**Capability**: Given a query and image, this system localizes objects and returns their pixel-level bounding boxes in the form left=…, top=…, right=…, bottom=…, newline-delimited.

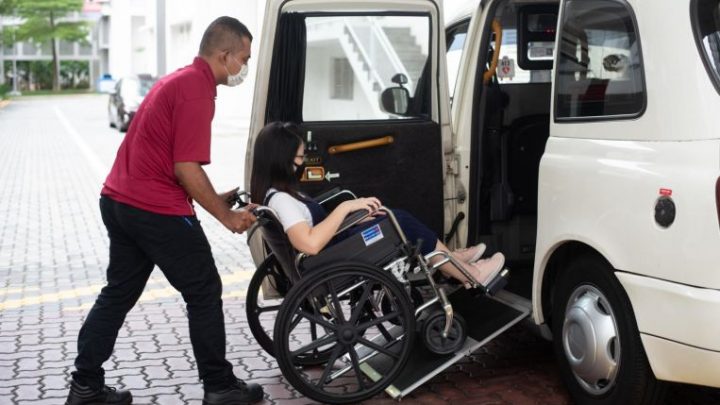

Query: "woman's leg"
left=386, top=209, right=504, bottom=286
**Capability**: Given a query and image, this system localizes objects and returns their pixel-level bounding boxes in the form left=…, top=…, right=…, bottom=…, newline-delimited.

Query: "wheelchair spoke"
left=349, top=282, right=372, bottom=324
left=290, top=335, right=337, bottom=359
left=327, top=279, right=347, bottom=323
left=377, top=322, right=394, bottom=342
left=316, top=344, right=345, bottom=389
left=298, top=310, right=337, bottom=331
left=347, top=345, right=367, bottom=391
left=357, top=337, right=400, bottom=359
left=357, top=311, right=400, bottom=330
left=288, top=312, right=303, bottom=335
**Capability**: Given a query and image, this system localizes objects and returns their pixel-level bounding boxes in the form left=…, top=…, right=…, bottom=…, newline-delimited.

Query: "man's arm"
left=174, top=161, right=254, bottom=233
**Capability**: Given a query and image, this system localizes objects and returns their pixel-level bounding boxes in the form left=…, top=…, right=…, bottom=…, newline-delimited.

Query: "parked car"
left=108, top=74, right=156, bottom=132
left=245, top=0, right=720, bottom=403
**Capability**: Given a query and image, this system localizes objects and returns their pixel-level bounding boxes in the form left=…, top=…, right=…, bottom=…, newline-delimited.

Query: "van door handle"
left=328, top=136, right=394, bottom=155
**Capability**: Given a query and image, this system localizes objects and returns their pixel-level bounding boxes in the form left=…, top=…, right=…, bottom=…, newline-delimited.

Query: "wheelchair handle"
left=229, top=190, right=251, bottom=209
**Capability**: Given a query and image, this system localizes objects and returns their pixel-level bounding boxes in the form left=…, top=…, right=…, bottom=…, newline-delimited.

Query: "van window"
left=497, top=29, right=552, bottom=84
left=693, top=0, right=720, bottom=93
left=446, top=20, right=469, bottom=104
left=554, top=0, right=645, bottom=119
left=302, top=15, right=430, bottom=121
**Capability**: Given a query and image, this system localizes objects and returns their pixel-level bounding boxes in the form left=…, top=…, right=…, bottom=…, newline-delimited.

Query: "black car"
left=108, top=74, right=156, bottom=132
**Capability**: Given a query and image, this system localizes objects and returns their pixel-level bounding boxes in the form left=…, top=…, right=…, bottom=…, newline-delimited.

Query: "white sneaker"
left=453, top=243, right=487, bottom=264
left=470, top=252, right=505, bottom=287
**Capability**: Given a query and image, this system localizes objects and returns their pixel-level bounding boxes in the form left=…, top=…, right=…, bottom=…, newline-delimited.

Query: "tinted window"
left=555, top=0, right=645, bottom=119
left=693, top=0, right=720, bottom=93
left=302, top=15, right=430, bottom=121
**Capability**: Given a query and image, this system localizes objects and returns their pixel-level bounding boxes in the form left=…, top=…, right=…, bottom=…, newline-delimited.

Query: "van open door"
left=245, top=0, right=454, bottom=240
left=244, top=0, right=531, bottom=401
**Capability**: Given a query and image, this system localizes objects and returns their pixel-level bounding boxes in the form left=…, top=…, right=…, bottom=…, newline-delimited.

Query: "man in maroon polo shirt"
left=66, top=17, right=263, bottom=405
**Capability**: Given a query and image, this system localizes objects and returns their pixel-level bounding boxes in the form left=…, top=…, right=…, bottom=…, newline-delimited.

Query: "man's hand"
left=222, top=209, right=256, bottom=234
left=175, top=162, right=255, bottom=234
left=219, top=187, right=240, bottom=207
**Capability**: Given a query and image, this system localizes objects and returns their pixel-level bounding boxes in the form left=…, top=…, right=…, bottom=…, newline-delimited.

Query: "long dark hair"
left=250, top=121, right=304, bottom=205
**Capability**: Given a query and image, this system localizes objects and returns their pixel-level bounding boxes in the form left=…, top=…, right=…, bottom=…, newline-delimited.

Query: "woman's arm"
left=286, top=197, right=381, bottom=255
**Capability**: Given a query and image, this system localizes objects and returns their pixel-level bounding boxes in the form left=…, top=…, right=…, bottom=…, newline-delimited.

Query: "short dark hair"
left=198, top=16, right=253, bottom=56
left=250, top=122, right=304, bottom=205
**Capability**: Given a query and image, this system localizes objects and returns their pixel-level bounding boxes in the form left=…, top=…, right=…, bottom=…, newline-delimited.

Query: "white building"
left=97, top=0, right=266, bottom=131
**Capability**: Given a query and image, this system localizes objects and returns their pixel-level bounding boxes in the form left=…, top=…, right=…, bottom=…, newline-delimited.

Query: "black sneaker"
left=203, top=378, right=264, bottom=405
left=65, top=380, right=132, bottom=405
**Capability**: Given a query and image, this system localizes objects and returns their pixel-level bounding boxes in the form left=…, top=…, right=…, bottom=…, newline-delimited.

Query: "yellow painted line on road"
left=1, top=270, right=253, bottom=311
left=0, top=286, right=40, bottom=297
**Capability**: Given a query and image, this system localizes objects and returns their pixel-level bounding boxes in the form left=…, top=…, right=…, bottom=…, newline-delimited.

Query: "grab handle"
left=328, top=136, right=394, bottom=155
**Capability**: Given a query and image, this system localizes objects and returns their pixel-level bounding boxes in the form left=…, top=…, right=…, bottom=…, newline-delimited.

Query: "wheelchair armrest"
left=315, top=188, right=358, bottom=206
left=337, top=209, right=371, bottom=234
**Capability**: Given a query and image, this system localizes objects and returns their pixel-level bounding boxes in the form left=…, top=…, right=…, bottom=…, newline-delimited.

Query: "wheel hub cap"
left=562, top=285, right=620, bottom=395
left=337, top=326, right=357, bottom=344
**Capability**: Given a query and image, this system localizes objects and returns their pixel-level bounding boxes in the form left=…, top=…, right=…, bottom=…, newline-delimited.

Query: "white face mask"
left=225, top=57, right=248, bottom=87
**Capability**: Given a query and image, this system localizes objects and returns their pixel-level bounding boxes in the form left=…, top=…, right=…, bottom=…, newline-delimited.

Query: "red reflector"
left=716, top=178, right=720, bottom=229
left=659, top=188, right=672, bottom=196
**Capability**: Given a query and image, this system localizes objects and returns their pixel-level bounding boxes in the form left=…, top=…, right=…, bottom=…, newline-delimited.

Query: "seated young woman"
left=249, top=122, right=505, bottom=288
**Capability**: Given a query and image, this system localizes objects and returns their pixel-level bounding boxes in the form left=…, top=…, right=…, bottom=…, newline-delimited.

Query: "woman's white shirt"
left=266, top=188, right=313, bottom=231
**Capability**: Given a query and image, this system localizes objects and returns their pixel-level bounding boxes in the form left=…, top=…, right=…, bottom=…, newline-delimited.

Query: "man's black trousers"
left=72, top=196, right=235, bottom=390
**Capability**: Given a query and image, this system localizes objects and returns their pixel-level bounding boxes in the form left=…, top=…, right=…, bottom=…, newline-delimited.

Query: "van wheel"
left=551, top=256, right=666, bottom=404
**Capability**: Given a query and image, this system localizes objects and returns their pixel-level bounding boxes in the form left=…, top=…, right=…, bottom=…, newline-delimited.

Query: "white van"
left=245, top=0, right=720, bottom=403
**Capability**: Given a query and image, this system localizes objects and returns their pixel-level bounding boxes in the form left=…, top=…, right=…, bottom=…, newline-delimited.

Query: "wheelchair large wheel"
left=274, top=262, right=415, bottom=404
left=246, top=254, right=333, bottom=365
left=246, top=254, right=287, bottom=357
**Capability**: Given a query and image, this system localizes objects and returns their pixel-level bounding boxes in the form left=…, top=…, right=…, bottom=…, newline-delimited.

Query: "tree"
left=11, top=0, right=88, bottom=91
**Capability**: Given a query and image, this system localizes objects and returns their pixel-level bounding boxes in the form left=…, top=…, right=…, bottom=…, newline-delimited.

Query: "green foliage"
left=60, top=60, right=89, bottom=89
left=14, top=0, right=88, bottom=43
left=0, top=83, right=9, bottom=99
left=0, top=0, right=17, bottom=15
left=7, top=0, right=88, bottom=91
left=1, top=60, right=89, bottom=91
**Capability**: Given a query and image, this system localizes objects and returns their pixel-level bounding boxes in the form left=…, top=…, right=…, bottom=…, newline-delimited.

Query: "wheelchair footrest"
left=484, top=268, right=510, bottom=296
left=360, top=289, right=530, bottom=401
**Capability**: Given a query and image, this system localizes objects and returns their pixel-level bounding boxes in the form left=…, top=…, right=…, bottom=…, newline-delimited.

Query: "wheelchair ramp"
left=360, top=289, right=531, bottom=400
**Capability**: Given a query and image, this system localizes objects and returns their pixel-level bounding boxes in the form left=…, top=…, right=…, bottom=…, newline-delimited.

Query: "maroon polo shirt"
left=102, top=57, right=217, bottom=216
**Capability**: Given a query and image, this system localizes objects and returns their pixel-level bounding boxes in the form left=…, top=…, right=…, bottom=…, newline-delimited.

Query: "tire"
left=274, top=262, right=415, bottom=404
left=421, top=310, right=467, bottom=355
left=246, top=255, right=286, bottom=358
left=246, top=254, right=339, bottom=366
left=551, top=255, right=666, bottom=405
left=119, top=111, right=129, bottom=132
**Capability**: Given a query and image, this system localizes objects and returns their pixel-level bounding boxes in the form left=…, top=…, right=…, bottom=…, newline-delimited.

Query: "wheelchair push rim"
left=246, top=254, right=335, bottom=366
left=273, top=262, right=415, bottom=404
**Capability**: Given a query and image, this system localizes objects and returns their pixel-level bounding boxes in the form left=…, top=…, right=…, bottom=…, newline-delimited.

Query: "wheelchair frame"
left=240, top=189, right=515, bottom=403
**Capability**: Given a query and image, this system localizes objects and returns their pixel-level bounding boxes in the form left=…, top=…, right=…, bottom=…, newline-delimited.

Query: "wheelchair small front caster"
left=421, top=310, right=467, bottom=355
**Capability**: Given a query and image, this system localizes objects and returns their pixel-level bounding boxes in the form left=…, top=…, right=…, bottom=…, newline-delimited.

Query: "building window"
left=331, top=57, right=353, bottom=100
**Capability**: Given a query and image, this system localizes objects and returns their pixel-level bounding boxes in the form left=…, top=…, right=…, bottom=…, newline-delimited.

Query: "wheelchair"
left=234, top=189, right=511, bottom=404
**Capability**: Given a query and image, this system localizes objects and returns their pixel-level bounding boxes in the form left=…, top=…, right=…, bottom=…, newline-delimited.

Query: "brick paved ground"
left=1, top=95, right=718, bottom=405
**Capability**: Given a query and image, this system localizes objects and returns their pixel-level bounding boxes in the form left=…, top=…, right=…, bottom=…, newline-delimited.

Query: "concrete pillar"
left=156, top=0, right=166, bottom=76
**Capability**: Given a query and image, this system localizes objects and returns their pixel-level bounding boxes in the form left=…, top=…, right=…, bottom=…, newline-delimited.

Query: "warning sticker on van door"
left=497, top=56, right=515, bottom=80
left=361, top=224, right=384, bottom=246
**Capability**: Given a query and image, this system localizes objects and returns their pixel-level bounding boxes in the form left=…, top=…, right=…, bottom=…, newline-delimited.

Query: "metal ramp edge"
left=360, top=289, right=532, bottom=400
